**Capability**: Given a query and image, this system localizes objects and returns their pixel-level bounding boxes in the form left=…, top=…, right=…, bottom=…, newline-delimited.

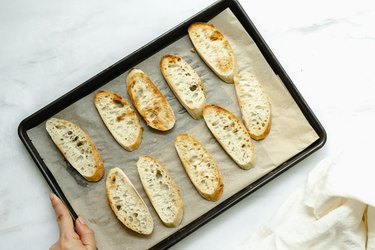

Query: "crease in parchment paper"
left=27, top=8, right=319, bottom=250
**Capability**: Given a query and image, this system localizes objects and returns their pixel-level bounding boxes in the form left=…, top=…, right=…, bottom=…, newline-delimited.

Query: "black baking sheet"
left=18, top=0, right=326, bottom=249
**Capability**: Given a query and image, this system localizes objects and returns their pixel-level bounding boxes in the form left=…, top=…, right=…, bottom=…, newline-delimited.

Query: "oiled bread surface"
left=127, top=69, right=175, bottom=131
left=46, top=118, right=104, bottom=181
left=160, top=54, right=206, bottom=119
left=234, top=72, right=271, bottom=140
left=106, top=167, right=154, bottom=235
left=94, top=90, right=143, bottom=151
left=137, top=155, right=183, bottom=227
left=203, top=105, right=256, bottom=169
left=175, top=134, right=224, bottom=201
left=188, top=22, right=237, bottom=83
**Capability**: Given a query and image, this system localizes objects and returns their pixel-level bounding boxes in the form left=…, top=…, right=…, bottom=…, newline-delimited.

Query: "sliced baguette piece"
left=127, top=69, right=175, bottom=131
left=234, top=72, right=272, bottom=140
left=46, top=118, right=104, bottom=181
left=203, top=105, right=256, bottom=170
left=94, top=90, right=143, bottom=151
left=188, top=22, right=237, bottom=84
left=174, top=134, right=224, bottom=201
left=106, top=167, right=153, bottom=235
left=137, top=155, right=183, bottom=227
left=160, top=54, right=206, bottom=119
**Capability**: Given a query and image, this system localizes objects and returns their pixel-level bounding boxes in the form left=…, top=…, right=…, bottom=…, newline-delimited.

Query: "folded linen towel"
left=239, top=148, right=375, bottom=250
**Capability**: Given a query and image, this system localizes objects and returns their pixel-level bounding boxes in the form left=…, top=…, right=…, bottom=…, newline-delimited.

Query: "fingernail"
left=78, top=216, right=86, bottom=225
left=49, top=193, right=55, bottom=201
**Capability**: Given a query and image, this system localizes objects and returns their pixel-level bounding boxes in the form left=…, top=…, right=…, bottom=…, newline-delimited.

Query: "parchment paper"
left=28, top=9, right=319, bottom=249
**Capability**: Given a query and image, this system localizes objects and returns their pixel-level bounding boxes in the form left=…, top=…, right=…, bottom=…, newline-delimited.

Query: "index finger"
left=50, top=193, right=75, bottom=236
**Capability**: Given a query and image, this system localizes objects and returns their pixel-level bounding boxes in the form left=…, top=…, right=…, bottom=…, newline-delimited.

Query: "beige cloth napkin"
left=239, top=144, right=375, bottom=250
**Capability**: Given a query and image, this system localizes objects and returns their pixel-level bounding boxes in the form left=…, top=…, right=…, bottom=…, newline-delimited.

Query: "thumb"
left=75, top=216, right=96, bottom=249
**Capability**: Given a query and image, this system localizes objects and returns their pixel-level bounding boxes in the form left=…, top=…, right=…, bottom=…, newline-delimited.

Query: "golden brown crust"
left=76, top=127, right=104, bottom=182
left=187, top=22, right=215, bottom=33
left=160, top=54, right=181, bottom=65
left=251, top=114, right=271, bottom=140
left=126, top=69, right=175, bottom=131
left=94, top=90, right=143, bottom=151
left=188, top=22, right=237, bottom=84
left=46, top=118, right=104, bottom=182
left=175, top=134, right=224, bottom=201
left=86, top=146, right=104, bottom=182
left=203, top=104, right=236, bottom=119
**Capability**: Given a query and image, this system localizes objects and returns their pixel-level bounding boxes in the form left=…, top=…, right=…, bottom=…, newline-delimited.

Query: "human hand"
left=49, top=193, right=96, bottom=250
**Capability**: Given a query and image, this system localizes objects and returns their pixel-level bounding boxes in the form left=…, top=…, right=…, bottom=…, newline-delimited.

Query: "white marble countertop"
left=1, top=0, right=375, bottom=249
